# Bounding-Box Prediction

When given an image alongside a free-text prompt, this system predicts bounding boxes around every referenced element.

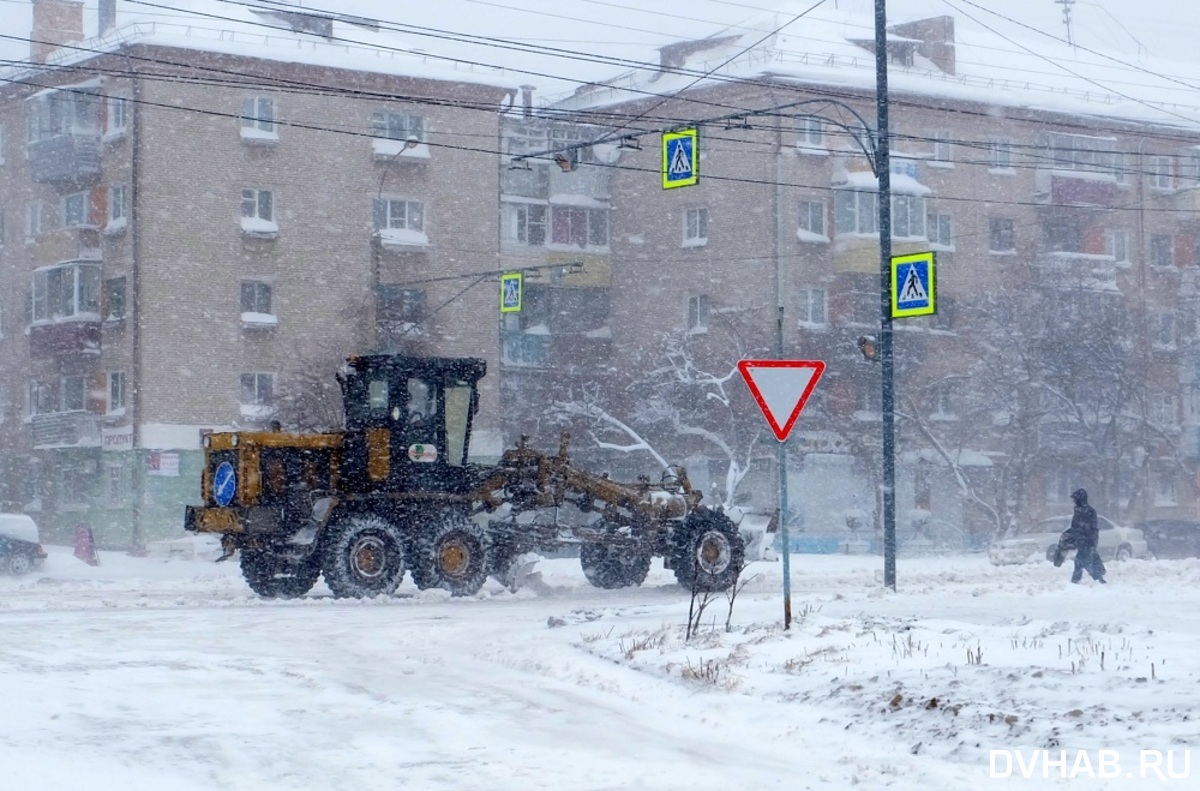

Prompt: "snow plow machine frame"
[184,353,746,599]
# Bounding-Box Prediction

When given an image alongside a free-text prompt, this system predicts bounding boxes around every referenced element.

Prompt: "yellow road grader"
[184,354,746,598]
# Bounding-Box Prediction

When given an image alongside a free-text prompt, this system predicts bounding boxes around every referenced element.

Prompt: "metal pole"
[777,306,792,629]
[875,0,896,591]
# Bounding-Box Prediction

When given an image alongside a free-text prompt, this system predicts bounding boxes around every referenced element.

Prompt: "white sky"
[4,0,1200,100]
[4,541,1199,789]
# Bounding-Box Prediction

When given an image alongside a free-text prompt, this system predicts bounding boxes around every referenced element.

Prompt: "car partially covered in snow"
[988,514,1149,566]
[0,513,48,575]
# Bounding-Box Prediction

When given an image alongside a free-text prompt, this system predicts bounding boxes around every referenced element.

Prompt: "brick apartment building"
[0,0,514,547]
[545,11,1200,541]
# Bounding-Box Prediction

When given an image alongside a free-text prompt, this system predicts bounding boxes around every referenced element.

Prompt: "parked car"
[988,514,1149,566]
[0,513,48,575]
[1135,519,1200,560]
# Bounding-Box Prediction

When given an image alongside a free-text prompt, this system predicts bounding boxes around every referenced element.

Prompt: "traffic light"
[857,335,879,361]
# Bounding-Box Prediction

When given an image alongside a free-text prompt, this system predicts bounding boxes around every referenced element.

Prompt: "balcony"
[28,134,102,184]
[28,318,102,359]
[31,411,102,449]
[1034,170,1120,208]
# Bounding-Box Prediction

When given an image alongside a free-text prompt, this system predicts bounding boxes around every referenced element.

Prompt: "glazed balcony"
[28,133,102,184]
[30,411,102,449]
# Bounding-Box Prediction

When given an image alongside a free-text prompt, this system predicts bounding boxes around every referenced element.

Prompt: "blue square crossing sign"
[891,251,936,318]
[500,272,522,313]
[662,128,699,189]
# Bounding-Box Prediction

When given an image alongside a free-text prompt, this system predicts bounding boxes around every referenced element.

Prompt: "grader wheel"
[321,514,406,598]
[240,548,321,599]
[409,511,490,597]
[580,540,652,589]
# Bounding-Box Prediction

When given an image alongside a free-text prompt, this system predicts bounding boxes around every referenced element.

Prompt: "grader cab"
[185,354,745,599]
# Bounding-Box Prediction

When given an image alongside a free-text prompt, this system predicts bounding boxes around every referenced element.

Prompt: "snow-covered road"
[3,545,1198,790]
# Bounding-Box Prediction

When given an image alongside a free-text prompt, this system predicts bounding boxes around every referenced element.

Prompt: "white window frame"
[797,288,827,327]
[502,202,546,246]
[683,207,708,247]
[930,130,953,166]
[798,199,826,241]
[378,198,424,231]
[240,279,276,327]
[239,372,276,418]
[27,380,53,418]
[1105,229,1130,264]
[107,183,128,231]
[240,188,278,237]
[835,190,878,235]
[60,375,86,412]
[31,262,101,323]
[107,371,126,415]
[1151,156,1174,190]
[891,194,927,239]
[61,191,90,229]
[105,95,128,138]
[855,385,882,420]
[105,461,130,508]
[796,117,825,151]
[104,276,126,322]
[927,212,953,248]
[988,138,1013,171]
[687,294,710,334]
[372,111,425,142]
[25,200,44,240]
[548,205,608,249]
[240,96,278,140]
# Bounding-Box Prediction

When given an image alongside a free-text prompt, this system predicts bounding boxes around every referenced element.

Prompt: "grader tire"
[580,541,652,589]
[409,511,490,597]
[240,549,320,599]
[321,514,406,598]
[671,509,744,592]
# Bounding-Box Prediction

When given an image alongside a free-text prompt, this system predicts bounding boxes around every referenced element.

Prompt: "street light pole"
[874,0,897,591]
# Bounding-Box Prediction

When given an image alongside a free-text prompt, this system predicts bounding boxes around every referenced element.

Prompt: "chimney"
[519,85,535,119]
[30,0,85,64]
[99,0,117,36]
[889,15,956,76]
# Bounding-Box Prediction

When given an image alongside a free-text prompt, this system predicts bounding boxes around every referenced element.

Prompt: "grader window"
[368,380,389,412]
[407,378,436,423]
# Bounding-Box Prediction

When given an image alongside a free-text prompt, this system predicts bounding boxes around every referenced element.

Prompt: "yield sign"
[737,359,826,442]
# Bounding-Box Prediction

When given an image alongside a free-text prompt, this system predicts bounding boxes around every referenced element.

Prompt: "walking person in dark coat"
[1055,488,1106,584]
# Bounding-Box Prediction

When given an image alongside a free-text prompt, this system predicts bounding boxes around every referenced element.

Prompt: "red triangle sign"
[737,359,825,442]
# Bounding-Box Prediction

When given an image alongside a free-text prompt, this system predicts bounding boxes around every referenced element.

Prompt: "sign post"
[738,359,825,629]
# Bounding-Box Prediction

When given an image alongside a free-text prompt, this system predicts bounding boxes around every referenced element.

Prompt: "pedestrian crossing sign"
[662,128,699,189]
[500,272,522,313]
[890,251,936,318]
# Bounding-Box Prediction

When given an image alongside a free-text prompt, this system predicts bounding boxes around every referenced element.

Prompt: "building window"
[104,276,126,321]
[683,207,708,247]
[835,190,877,234]
[1155,470,1177,506]
[240,373,275,417]
[1151,234,1174,267]
[550,206,608,248]
[372,111,424,142]
[502,203,546,245]
[106,95,128,137]
[31,263,101,322]
[931,384,956,418]
[856,384,881,418]
[927,213,953,247]
[240,280,275,326]
[240,188,277,237]
[240,96,278,138]
[376,198,424,231]
[687,294,710,333]
[989,138,1013,170]
[61,192,90,228]
[27,89,100,143]
[1043,218,1083,253]
[378,285,427,344]
[798,199,826,239]
[989,217,1015,252]
[1153,313,1175,348]
[107,184,128,230]
[1151,156,1174,190]
[61,375,86,412]
[797,288,826,326]
[892,194,926,238]
[931,130,953,165]
[25,200,45,239]
[1041,132,1119,176]
[27,381,53,417]
[1106,229,1130,264]
[107,371,126,414]
[796,117,824,148]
